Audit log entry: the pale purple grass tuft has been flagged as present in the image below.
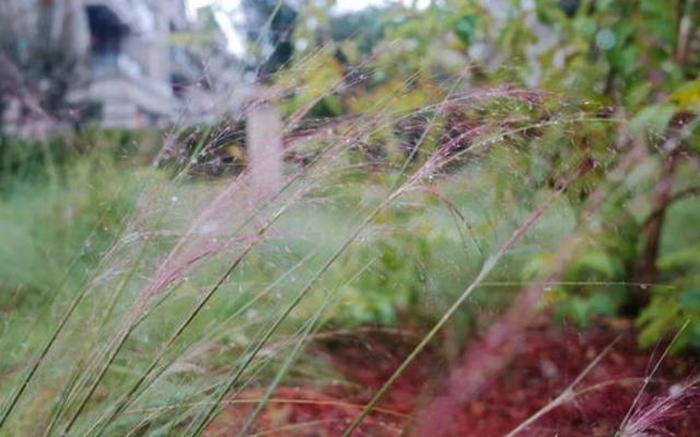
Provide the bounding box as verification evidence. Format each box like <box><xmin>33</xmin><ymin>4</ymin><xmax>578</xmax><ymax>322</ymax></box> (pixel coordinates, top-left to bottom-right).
<box><xmin>141</xmin><ymin>174</ymin><xmax>265</xmax><ymax>297</ymax></box>
<box><xmin>621</xmin><ymin>380</ymin><xmax>699</xmax><ymax>436</ymax></box>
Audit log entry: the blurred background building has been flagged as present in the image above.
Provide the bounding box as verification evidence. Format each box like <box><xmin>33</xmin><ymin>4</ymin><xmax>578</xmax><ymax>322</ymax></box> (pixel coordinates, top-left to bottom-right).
<box><xmin>0</xmin><ymin>0</ymin><xmax>245</xmax><ymax>134</ymax></box>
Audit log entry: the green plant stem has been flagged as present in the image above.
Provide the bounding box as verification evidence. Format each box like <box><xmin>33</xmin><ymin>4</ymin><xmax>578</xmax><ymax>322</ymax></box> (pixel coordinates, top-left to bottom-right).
<box><xmin>184</xmin><ymin>73</ymin><xmax>468</xmax><ymax>436</ymax></box>
<box><xmin>0</xmin><ymin>206</ymin><xmax>131</xmax><ymax>430</ymax></box>
<box><xmin>505</xmin><ymin>336</ymin><xmax>621</xmax><ymax>437</ymax></box>
<box><xmin>342</xmin><ymin>162</ymin><xmax>589</xmax><ymax>436</ymax></box>
<box><xmin>236</xmin><ymin>259</ymin><xmax>374</xmax><ymax>436</ymax></box>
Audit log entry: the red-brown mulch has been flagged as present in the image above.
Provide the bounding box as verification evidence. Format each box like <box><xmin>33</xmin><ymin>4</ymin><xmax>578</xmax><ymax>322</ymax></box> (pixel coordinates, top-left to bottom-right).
<box><xmin>206</xmin><ymin>319</ymin><xmax>699</xmax><ymax>436</ymax></box>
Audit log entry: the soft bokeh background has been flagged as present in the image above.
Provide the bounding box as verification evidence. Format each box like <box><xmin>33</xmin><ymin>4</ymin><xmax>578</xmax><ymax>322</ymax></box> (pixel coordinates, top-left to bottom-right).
<box><xmin>0</xmin><ymin>1</ymin><xmax>699</xmax><ymax>435</ymax></box>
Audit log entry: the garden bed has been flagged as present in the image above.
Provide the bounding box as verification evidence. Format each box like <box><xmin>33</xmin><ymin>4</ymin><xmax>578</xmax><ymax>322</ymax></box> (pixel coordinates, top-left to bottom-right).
<box><xmin>207</xmin><ymin>319</ymin><xmax>699</xmax><ymax>436</ymax></box>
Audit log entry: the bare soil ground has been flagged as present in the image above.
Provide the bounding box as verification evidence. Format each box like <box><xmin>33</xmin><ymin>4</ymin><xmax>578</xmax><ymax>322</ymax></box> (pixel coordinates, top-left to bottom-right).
<box><xmin>207</xmin><ymin>319</ymin><xmax>699</xmax><ymax>436</ymax></box>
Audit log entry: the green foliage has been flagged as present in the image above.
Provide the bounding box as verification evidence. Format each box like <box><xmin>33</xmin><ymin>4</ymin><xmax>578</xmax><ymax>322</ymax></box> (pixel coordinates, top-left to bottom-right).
<box><xmin>0</xmin><ymin>131</ymin><xmax>147</xmax><ymax>296</ymax></box>
<box><xmin>453</xmin><ymin>14</ymin><xmax>480</xmax><ymax>46</ymax></box>
<box><xmin>362</xmin><ymin>0</ymin><xmax>700</xmax><ymax>351</ymax></box>
<box><xmin>2</xmin><ymin>1</ymin><xmax>700</xmax><ymax>434</ymax></box>
<box><xmin>637</xmin><ymin>197</ymin><xmax>700</xmax><ymax>351</ymax></box>
<box><xmin>335</xmin><ymin>216</ymin><xmax>430</xmax><ymax>325</ymax></box>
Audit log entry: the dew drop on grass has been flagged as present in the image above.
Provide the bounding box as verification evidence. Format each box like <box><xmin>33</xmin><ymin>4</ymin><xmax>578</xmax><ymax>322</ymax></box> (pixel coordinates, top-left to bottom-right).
<box><xmin>595</xmin><ymin>29</ymin><xmax>616</xmax><ymax>51</ymax></box>
<box><xmin>669</xmin><ymin>384</ymin><xmax>683</xmax><ymax>398</ymax></box>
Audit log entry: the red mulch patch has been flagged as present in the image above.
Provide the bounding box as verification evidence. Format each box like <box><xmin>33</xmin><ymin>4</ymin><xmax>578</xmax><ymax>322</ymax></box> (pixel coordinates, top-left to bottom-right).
<box><xmin>206</xmin><ymin>320</ymin><xmax>699</xmax><ymax>436</ymax></box>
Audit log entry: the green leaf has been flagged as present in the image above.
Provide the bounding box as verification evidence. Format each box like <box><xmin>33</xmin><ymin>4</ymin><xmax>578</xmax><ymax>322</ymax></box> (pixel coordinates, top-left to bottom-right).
<box><xmin>587</xmin><ymin>292</ymin><xmax>617</xmax><ymax>316</ymax></box>
<box><xmin>670</xmin><ymin>80</ymin><xmax>700</xmax><ymax>110</ymax></box>
<box><xmin>574</xmin><ymin>249</ymin><xmax>616</xmax><ymax>278</ymax></box>
<box><xmin>521</xmin><ymin>253</ymin><xmax>554</xmax><ymax>280</ymax></box>
<box><xmin>628</xmin><ymin>104</ymin><xmax>676</xmax><ymax>139</ymax></box>
<box><xmin>453</xmin><ymin>14</ymin><xmax>479</xmax><ymax>45</ymax></box>
<box><xmin>680</xmin><ymin>288</ymin><xmax>700</xmax><ymax>312</ymax></box>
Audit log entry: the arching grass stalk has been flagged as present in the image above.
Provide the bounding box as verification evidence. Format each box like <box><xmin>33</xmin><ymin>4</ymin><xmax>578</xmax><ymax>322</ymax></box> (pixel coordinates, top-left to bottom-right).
<box><xmin>505</xmin><ymin>336</ymin><xmax>622</xmax><ymax>437</ymax></box>
<box><xmin>58</xmin><ymin>302</ymin><xmax>168</xmax><ymax>435</ymax></box>
<box><xmin>409</xmin><ymin>185</ymin><xmax>484</xmax><ymax>256</ymax></box>
<box><xmin>617</xmin><ymin>319</ymin><xmax>691</xmax><ymax>435</ymax></box>
<box><xmin>58</xmin><ymin>180</ymin><xmax>306</xmax><ymax>436</ymax></box>
<box><xmin>342</xmin><ymin>160</ymin><xmax>591</xmax><ymax>436</ymax></box>
<box><xmin>85</xmin><ymin>249</ymin><xmax>311</xmax><ymax>436</ymax></box>
<box><xmin>186</xmin><ymin>119</ymin><xmax>470</xmax><ymax>434</ymax></box>
<box><xmin>143</xmin><ymin>317</ymin><xmax>315</xmax><ymax>436</ymax></box>
<box><xmin>149</xmin><ymin>88</ymin><xmax>394</xmax><ymax>303</ymax></box>
<box><xmin>42</xmin><ymin>276</ymin><xmax>185</xmax><ymax>437</ymax></box>
<box><xmin>236</xmin><ymin>292</ymin><xmax>333</xmax><ymax>436</ymax></box>
<box><xmin>85</xmin><ymin>120</ymin><xmax>371</xmax><ymax>434</ymax></box>
<box><xmin>110</xmin><ymin>282</ymin><xmax>312</xmax><ymax>435</ymax></box>
<box><xmin>40</xmin><ymin>181</ymin><xmax>191</xmax><ymax>436</ymax></box>
<box><xmin>185</xmin><ymin>77</ymin><xmax>489</xmax><ymax>434</ymax></box>
<box><xmin>41</xmin><ymin>249</ymin><xmax>150</xmax><ymax>437</ymax></box>
<box><xmin>88</xmin><ymin>251</ymin><xmax>322</xmax><ymax>436</ymax></box>
<box><xmin>507</xmin><ymin>319</ymin><xmax>690</xmax><ymax>437</ymax></box>
<box><xmin>124</xmin><ymin>398</ymin><xmax>410</xmax><ymax>422</ymax></box>
<box><xmin>86</xmin><ymin>252</ymin><xmax>315</xmax><ymax>435</ymax></box>
<box><xmin>236</xmin><ymin>258</ymin><xmax>376</xmax><ymax>436</ymax></box>
<box><xmin>388</xmin><ymin>69</ymin><xmax>467</xmax><ymax>191</ymax></box>
<box><xmin>187</xmin><ymin>153</ymin><xmax>433</xmax><ymax>434</ymax></box>
<box><xmin>408</xmin><ymin>120</ymin><xmax>648</xmax><ymax>436</ymax></box>
<box><xmin>59</xmin><ymin>104</ymin><xmax>370</xmax><ymax>434</ymax></box>
<box><xmin>0</xmin><ymin>194</ymin><xmax>135</xmax><ymax>429</ymax></box>
<box><xmin>186</xmin><ymin>192</ymin><xmax>399</xmax><ymax>435</ymax></box>
<box><xmin>2</xmin><ymin>12</ymin><xmax>403</xmax><ymax>433</ymax></box>
<box><xmin>57</xmin><ymin>114</ymin><xmax>345</xmax><ymax>434</ymax></box>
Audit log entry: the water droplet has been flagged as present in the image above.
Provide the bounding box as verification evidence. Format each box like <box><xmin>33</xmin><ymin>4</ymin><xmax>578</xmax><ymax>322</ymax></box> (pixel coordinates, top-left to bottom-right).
<box><xmin>595</xmin><ymin>29</ymin><xmax>616</xmax><ymax>51</ymax></box>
